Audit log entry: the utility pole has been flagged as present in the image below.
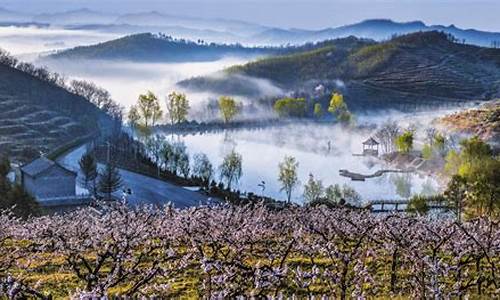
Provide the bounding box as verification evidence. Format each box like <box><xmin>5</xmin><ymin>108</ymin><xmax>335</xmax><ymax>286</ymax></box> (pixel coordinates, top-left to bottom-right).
<box><xmin>106</xmin><ymin>142</ymin><xmax>111</xmax><ymax>163</ymax></box>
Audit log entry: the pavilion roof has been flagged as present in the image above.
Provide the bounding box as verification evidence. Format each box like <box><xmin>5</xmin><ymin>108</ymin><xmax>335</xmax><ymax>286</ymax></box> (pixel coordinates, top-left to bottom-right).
<box><xmin>362</xmin><ymin>137</ymin><xmax>379</xmax><ymax>146</ymax></box>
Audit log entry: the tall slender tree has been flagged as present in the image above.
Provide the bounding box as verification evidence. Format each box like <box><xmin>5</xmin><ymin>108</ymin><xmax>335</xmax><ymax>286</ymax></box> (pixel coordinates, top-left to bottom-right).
<box><xmin>98</xmin><ymin>163</ymin><xmax>123</xmax><ymax>201</ymax></box>
<box><xmin>219</xmin><ymin>150</ymin><xmax>242</xmax><ymax>190</ymax></box>
<box><xmin>303</xmin><ymin>173</ymin><xmax>324</xmax><ymax>203</ymax></box>
<box><xmin>79</xmin><ymin>152</ymin><xmax>98</xmax><ymax>197</ymax></box>
<box><xmin>218</xmin><ymin>96</ymin><xmax>239</xmax><ymax>123</ymax></box>
<box><xmin>137</xmin><ymin>91</ymin><xmax>163</xmax><ymax>128</ymax></box>
<box><xmin>166</xmin><ymin>92</ymin><xmax>190</xmax><ymax>125</ymax></box>
<box><xmin>278</xmin><ymin>156</ymin><xmax>299</xmax><ymax>203</ymax></box>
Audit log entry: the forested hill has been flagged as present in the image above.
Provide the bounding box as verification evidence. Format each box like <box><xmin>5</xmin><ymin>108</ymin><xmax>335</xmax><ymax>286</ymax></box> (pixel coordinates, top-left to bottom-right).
<box><xmin>49</xmin><ymin>33</ymin><xmax>277</xmax><ymax>62</ymax></box>
<box><xmin>0</xmin><ymin>62</ymin><xmax>112</xmax><ymax>162</ymax></box>
<box><xmin>180</xmin><ymin>31</ymin><xmax>500</xmax><ymax>110</ymax></box>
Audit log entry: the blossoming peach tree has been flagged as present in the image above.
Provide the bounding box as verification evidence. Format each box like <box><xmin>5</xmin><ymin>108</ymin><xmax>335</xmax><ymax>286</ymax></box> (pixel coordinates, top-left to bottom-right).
<box><xmin>0</xmin><ymin>203</ymin><xmax>498</xmax><ymax>299</ymax></box>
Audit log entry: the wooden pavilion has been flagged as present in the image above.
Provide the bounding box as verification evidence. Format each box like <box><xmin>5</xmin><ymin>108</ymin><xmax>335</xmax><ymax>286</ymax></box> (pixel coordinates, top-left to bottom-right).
<box><xmin>362</xmin><ymin>137</ymin><xmax>379</xmax><ymax>156</ymax></box>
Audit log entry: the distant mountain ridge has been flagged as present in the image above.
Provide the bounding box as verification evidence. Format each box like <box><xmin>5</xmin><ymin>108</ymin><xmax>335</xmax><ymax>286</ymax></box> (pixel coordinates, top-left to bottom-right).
<box><xmin>32</xmin><ymin>8</ymin><xmax>117</xmax><ymax>25</ymax></box>
<box><xmin>180</xmin><ymin>32</ymin><xmax>500</xmax><ymax>110</ymax></box>
<box><xmin>253</xmin><ymin>19</ymin><xmax>500</xmax><ymax>47</ymax></box>
<box><xmin>1</xmin><ymin>7</ymin><xmax>499</xmax><ymax>48</ymax></box>
<box><xmin>115</xmin><ymin>11</ymin><xmax>266</xmax><ymax>36</ymax></box>
<box><xmin>47</xmin><ymin>33</ymin><xmax>279</xmax><ymax>62</ymax></box>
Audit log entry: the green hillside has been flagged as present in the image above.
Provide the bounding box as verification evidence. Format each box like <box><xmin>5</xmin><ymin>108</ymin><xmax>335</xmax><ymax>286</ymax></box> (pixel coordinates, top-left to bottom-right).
<box><xmin>180</xmin><ymin>32</ymin><xmax>500</xmax><ymax>109</ymax></box>
<box><xmin>49</xmin><ymin>33</ymin><xmax>278</xmax><ymax>62</ymax></box>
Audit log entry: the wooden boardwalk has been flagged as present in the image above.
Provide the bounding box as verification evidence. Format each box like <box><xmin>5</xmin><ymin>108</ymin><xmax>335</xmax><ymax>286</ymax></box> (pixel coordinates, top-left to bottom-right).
<box><xmin>366</xmin><ymin>199</ymin><xmax>451</xmax><ymax>212</ymax></box>
<box><xmin>339</xmin><ymin>169</ymin><xmax>413</xmax><ymax>181</ymax></box>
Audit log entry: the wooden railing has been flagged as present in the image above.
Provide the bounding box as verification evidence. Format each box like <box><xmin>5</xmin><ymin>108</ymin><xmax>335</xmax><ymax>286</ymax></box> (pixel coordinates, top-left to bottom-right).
<box><xmin>365</xmin><ymin>199</ymin><xmax>451</xmax><ymax>212</ymax></box>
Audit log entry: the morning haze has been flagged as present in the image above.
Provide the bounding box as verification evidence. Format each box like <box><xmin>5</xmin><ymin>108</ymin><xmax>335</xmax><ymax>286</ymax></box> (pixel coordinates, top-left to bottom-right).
<box><xmin>3</xmin><ymin>0</ymin><xmax>500</xmax><ymax>31</ymax></box>
<box><xmin>0</xmin><ymin>0</ymin><xmax>498</xmax><ymax>298</ymax></box>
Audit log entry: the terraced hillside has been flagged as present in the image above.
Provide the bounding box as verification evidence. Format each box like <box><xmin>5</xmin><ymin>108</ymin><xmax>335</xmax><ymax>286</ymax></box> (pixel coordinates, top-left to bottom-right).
<box><xmin>0</xmin><ymin>64</ymin><xmax>112</xmax><ymax>162</ymax></box>
<box><xmin>437</xmin><ymin>100</ymin><xmax>500</xmax><ymax>148</ymax></box>
<box><xmin>180</xmin><ymin>32</ymin><xmax>500</xmax><ymax>110</ymax></box>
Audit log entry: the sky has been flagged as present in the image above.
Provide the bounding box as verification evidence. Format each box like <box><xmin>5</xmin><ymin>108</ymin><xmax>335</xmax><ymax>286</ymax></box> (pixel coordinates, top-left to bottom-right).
<box><xmin>2</xmin><ymin>0</ymin><xmax>500</xmax><ymax>32</ymax></box>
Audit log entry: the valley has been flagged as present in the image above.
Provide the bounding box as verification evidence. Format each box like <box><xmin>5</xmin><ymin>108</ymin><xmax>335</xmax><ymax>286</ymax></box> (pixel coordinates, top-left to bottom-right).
<box><xmin>0</xmin><ymin>3</ymin><xmax>499</xmax><ymax>298</ymax></box>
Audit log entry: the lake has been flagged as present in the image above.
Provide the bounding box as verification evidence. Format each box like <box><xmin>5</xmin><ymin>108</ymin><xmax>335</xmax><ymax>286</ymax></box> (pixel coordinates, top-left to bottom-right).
<box><xmin>160</xmin><ymin>119</ymin><xmax>443</xmax><ymax>204</ymax></box>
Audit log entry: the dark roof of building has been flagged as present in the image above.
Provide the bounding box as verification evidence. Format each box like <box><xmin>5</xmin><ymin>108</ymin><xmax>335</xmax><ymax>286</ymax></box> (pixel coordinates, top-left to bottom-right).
<box><xmin>21</xmin><ymin>157</ymin><xmax>75</xmax><ymax>177</ymax></box>
<box><xmin>363</xmin><ymin>137</ymin><xmax>379</xmax><ymax>146</ymax></box>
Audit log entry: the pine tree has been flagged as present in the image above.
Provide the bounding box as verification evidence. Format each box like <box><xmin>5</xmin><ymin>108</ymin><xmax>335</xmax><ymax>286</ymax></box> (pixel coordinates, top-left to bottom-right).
<box><xmin>98</xmin><ymin>163</ymin><xmax>123</xmax><ymax>201</ymax></box>
<box><xmin>79</xmin><ymin>152</ymin><xmax>98</xmax><ymax>196</ymax></box>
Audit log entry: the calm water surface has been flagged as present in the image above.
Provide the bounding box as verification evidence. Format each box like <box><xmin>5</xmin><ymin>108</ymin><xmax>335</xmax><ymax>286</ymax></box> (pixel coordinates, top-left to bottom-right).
<box><xmin>163</xmin><ymin>121</ymin><xmax>442</xmax><ymax>204</ymax></box>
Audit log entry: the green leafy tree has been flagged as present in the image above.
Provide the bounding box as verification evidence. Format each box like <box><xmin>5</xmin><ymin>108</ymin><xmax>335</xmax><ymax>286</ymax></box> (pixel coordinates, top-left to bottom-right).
<box><xmin>422</xmin><ymin>144</ymin><xmax>433</xmax><ymax>160</ymax></box>
<box><xmin>79</xmin><ymin>152</ymin><xmax>98</xmax><ymax>196</ymax></box>
<box><xmin>303</xmin><ymin>173</ymin><xmax>324</xmax><ymax>203</ymax></box>
<box><xmin>395</xmin><ymin>131</ymin><xmax>414</xmax><ymax>153</ymax></box>
<box><xmin>406</xmin><ymin>195</ymin><xmax>430</xmax><ymax>216</ymax></box>
<box><xmin>278</xmin><ymin>156</ymin><xmax>299</xmax><ymax>203</ymax></box>
<box><xmin>98</xmin><ymin>163</ymin><xmax>123</xmax><ymax>201</ymax></box>
<box><xmin>444</xmin><ymin>175</ymin><xmax>467</xmax><ymax>222</ymax></box>
<box><xmin>219</xmin><ymin>150</ymin><xmax>242</xmax><ymax>190</ymax></box>
<box><xmin>166</xmin><ymin>91</ymin><xmax>190</xmax><ymax>125</ymax></box>
<box><xmin>444</xmin><ymin>149</ymin><xmax>461</xmax><ymax>176</ymax></box>
<box><xmin>137</xmin><ymin>91</ymin><xmax>163</xmax><ymax>128</ymax></box>
<box><xmin>443</xmin><ymin>136</ymin><xmax>500</xmax><ymax>219</ymax></box>
<box><xmin>218</xmin><ymin>96</ymin><xmax>239</xmax><ymax>123</ymax></box>
<box><xmin>462</xmin><ymin>157</ymin><xmax>499</xmax><ymax>218</ymax></box>
<box><xmin>434</xmin><ymin>133</ymin><xmax>446</xmax><ymax>153</ymax></box>
<box><xmin>273</xmin><ymin>97</ymin><xmax>307</xmax><ymax>118</ymax></box>
<box><xmin>313</xmin><ymin>103</ymin><xmax>323</xmax><ymax>118</ymax></box>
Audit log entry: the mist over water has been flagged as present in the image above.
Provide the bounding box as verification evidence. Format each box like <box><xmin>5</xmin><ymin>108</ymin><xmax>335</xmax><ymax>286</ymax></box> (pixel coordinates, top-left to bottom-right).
<box><xmin>0</xmin><ymin>26</ymin><xmax>117</xmax><ymax>57</ymax></box>
<box><xmin>2</xmin><ymin>24</ymin><xmax>476</xmax><ymax>205</ymax></box>
<box><xmin>40</xmin><ymin>57</ymin><xmax>254</xmax><ymax>110</ymax></box>
<box><xmin>159</xmin><ymin>106</ymin><xmax>467</xmax><ymax>204</ymax></box>
<box><xmin>2</xmin><ymin>26</ymin><xmax>266</xmax><ymax>113</ymax></box>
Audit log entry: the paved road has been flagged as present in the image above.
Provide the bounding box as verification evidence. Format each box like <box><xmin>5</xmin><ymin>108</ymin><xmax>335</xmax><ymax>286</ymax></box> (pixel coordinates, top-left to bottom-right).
<box><xmin>57</xmin><ymin>145</ymin><xmax>212</xmax><ymax>208</ymax></box>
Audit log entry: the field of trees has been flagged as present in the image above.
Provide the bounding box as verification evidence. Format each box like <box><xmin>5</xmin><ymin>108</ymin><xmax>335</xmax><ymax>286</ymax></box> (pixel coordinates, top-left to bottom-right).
<box><xmin>1</xmin><ymin>203</ymin><xmax>498</xmax><ymax>299</ymax></box>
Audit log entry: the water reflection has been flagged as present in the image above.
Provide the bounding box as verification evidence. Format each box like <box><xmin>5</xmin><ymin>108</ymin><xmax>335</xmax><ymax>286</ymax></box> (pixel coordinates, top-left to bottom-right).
<box><xmin>391</xmin><ymin>174</ymin><xmax>413</xmax><ymax>198</ymax></box>
<box><xmin>161</xmin><ymin>123</ymin><xmax>442</xmax><ymax>204</ymax></box>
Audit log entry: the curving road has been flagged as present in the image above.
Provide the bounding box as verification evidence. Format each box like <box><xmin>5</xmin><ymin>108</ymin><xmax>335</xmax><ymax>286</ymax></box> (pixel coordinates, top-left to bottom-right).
<box><xmin>57</xmin><ymin>145</ymin><xmax>212</xmax><ymax>208</ymax></box>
